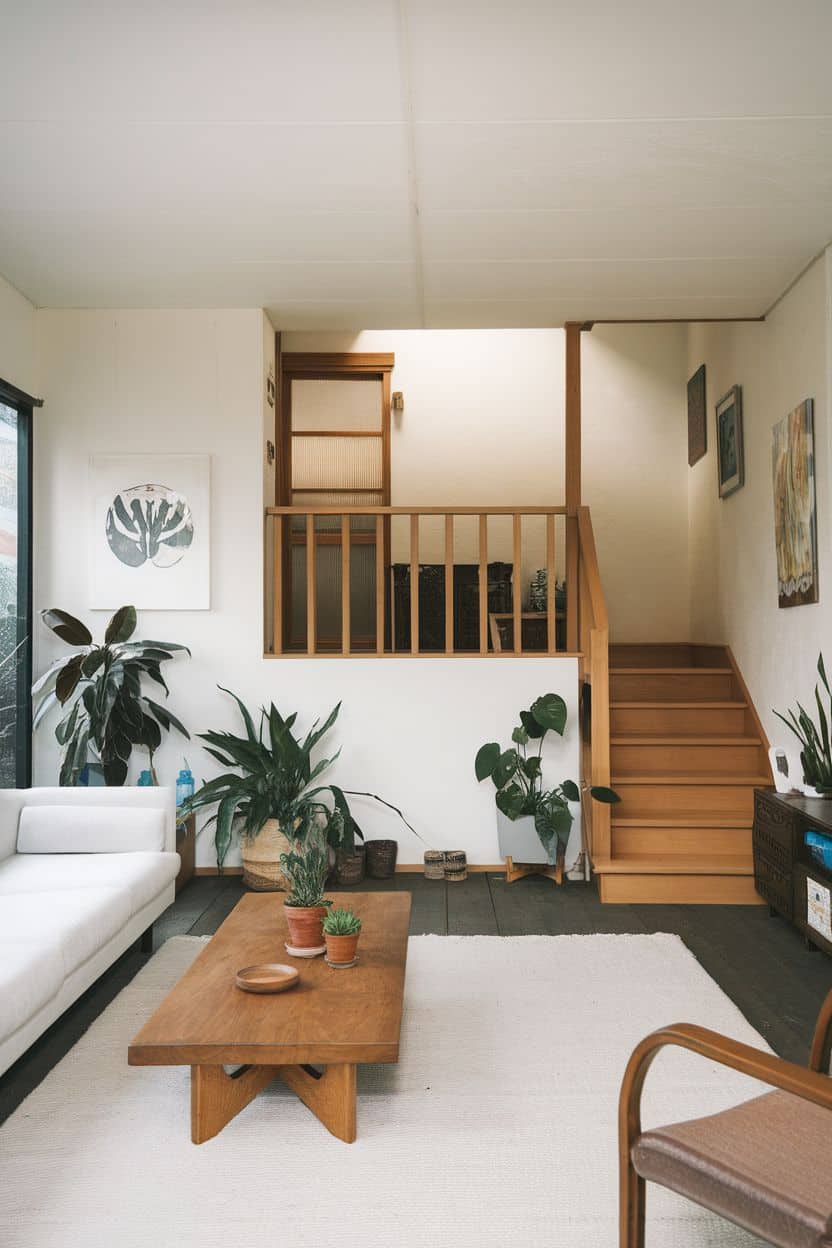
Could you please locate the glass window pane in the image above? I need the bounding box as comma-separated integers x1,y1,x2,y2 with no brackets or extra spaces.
0,402,19,788
291,378,382,432
292,435,382,491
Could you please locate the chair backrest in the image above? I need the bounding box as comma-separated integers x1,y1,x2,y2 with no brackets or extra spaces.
810,988,832,1075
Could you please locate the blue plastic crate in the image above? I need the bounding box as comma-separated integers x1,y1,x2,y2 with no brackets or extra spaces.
805,829,832,871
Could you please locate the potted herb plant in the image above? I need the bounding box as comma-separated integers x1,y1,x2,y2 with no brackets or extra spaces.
774,653,832,797
32,605,189,785
475,692,619,867
179,688,413,889
322,907,362,966
280,833,331,952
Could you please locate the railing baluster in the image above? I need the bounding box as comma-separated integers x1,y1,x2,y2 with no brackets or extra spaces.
375,515,385,655
272,515,283,655
479,514,488,655
306,514,316,655
445,513,454,655
341,514,350,656
513,513,522,655
546,513,556,654
410,513,420,655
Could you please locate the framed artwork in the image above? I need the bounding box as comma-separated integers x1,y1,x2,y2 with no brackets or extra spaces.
687,365,706,466
772,399,817,608
716,385,744,498
90,454,210,609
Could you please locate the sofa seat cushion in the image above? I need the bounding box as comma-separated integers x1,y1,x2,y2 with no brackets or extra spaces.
0,942,64,1042
17,804,166,854
0,888,131,978
632,1090,832,1248
0,852,179,917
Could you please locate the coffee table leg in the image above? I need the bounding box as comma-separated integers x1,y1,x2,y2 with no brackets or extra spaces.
278,1063,357,1143
191,1063,280,1144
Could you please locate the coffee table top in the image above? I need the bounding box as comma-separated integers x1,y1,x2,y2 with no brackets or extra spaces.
128,891,411,1068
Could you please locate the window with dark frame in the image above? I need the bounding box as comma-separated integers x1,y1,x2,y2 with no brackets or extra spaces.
0,378,35,788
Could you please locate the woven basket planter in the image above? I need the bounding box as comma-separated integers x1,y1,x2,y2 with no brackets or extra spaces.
365,839,398,879
335,843,366,886
240,819,292,891
444,850,468,882
423,851,445,880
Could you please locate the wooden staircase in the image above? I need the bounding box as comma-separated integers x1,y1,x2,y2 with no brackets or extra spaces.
592,643,772,904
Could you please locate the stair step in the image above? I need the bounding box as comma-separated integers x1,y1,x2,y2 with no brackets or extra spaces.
612,815,750,827
611,824,752,857
611,738,766,777
593,855,753,876
609,643,732,669
610,701,750,736
610,669,738,702
610,736,760,745
612,773,769,785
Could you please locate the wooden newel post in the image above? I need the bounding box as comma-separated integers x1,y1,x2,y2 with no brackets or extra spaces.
565,322,583,652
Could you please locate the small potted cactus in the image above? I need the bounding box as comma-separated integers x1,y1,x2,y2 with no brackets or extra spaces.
322,907,362,966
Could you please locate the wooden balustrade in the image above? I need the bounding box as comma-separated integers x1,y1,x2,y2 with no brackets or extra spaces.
265,505,569,658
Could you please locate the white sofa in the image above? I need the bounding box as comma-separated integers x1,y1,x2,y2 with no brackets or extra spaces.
0,786,179,1077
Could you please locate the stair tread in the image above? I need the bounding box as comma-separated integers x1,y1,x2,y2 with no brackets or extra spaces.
593,855,754,876
611,701,747,709
610,667,732,675
611,736,761,745
612,815,751,828
612,773,770,785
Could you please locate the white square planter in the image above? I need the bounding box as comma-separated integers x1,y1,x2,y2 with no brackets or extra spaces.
496,810,553,865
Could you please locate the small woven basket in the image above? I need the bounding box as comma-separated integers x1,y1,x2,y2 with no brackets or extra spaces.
365,839,398,879
240,819,292,891
335,844,366,886
444,850,468,882
423,850,445,880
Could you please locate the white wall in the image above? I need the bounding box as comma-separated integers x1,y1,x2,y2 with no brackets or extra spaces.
283,326,690,640
686,249,831,743
32,309,580,866
0,273,37,397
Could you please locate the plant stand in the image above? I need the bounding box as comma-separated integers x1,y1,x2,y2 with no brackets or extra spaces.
504,854,564,886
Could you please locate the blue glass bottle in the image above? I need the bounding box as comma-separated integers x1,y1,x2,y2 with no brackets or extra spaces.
176,765,195,808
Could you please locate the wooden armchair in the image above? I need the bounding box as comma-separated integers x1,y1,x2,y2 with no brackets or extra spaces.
619,989,832,1247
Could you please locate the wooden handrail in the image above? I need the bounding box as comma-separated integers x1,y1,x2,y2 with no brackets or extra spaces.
577,505,608,631
267,505,568,516
575,505,611,869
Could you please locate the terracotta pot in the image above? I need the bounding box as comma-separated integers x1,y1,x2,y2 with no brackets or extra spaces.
284,902,328,949
240,818,293,892
325,932,360,965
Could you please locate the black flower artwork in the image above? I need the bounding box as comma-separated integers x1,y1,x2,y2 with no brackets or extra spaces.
105,482,194,568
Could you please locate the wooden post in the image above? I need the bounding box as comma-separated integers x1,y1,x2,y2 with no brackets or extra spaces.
375,515,385,655
513,513,522,655
341,514,351,656
546,512,556,654
479,513,488,655
410,513,419,655
272,515,283,655
565,323,583,652
445,514,454,655
306,514,316,655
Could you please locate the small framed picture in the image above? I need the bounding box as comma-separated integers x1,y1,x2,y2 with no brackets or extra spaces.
687,365,706,465
716,385,744,498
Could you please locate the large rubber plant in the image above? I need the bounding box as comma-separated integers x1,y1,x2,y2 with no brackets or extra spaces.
32,605,190,785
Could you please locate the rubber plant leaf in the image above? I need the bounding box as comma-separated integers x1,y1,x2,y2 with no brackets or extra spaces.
104,605,137,645
41,609,92,647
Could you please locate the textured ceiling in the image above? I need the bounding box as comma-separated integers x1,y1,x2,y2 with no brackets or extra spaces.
1,1,831,326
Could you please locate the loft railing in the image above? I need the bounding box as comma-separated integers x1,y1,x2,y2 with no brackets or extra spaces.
265,505,569,657
576,505,611,868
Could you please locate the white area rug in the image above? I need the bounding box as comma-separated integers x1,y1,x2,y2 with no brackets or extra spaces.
0,934,770,1247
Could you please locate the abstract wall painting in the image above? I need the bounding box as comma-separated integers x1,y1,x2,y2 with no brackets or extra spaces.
772,400,817,608
716,385,744,498
90,454,210,609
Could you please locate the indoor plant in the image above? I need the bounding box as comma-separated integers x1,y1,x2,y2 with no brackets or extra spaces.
179,688,413,889
475,692,619,866
32,605,189,785
280,831,331,951
322,907,362,966
774,653,832,796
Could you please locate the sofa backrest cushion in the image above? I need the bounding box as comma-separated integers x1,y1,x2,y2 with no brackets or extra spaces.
17,805,167,854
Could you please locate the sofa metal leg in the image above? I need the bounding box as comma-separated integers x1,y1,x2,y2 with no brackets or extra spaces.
140,924,154,954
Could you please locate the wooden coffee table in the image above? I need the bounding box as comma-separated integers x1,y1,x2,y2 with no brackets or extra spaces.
128,891,411,1144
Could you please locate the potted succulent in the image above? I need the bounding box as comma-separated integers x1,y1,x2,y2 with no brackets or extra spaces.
322,907,362,966
179,688,414,889
774,653,832,797
280,834,331,953
32,605,189,785
475,692,620,867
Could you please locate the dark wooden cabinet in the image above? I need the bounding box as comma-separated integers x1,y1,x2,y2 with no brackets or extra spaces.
753,789,832,953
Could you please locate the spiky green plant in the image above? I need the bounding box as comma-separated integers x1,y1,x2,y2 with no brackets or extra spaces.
280,838,330,908
774,654,832,792
322,908,362,936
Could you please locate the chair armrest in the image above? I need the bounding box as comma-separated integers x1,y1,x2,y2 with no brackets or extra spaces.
620,1023,832,1158
810,990,832,1074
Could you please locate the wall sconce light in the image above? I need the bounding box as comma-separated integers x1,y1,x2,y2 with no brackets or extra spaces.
392,390,404,411
266,440,275,465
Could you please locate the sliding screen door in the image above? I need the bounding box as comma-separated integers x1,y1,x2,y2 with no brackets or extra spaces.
0,398,32,786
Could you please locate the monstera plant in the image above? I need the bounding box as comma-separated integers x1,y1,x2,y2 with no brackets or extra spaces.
32,605,190,786
475,692,619,864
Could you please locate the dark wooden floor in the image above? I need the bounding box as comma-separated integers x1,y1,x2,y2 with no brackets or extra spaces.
2,873,830,1126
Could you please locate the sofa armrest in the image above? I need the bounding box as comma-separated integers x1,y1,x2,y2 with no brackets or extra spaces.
17,787,177,853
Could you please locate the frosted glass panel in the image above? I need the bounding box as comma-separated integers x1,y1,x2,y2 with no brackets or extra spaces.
292,436,382,490
292,379,382,432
